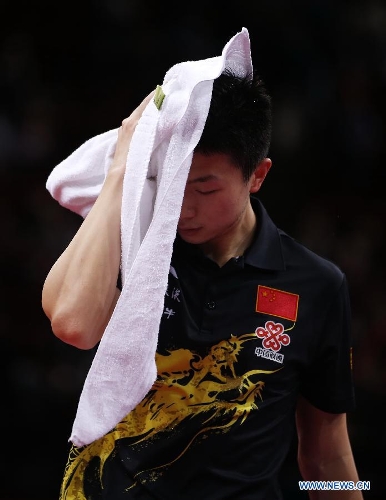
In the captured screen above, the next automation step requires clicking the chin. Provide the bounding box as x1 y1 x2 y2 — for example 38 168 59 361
178 228 207 244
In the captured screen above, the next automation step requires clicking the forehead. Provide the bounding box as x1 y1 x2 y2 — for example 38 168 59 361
188 152 242 183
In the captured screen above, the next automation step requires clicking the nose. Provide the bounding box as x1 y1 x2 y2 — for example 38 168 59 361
179 194 196 221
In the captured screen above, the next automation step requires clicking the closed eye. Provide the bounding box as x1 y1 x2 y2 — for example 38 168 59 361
197 190 218 195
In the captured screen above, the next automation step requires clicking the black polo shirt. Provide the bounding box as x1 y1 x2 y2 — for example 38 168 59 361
62 196 355 500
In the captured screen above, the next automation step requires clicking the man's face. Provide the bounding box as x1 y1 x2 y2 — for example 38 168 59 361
177 152 256 248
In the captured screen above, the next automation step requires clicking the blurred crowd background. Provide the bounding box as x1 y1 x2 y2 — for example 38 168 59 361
1 0 385 499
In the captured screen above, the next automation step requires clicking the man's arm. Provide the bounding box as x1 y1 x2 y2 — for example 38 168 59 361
296 395 363 500
42 91 154 350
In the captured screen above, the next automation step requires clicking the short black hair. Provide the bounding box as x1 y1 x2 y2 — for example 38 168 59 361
195 69 272 182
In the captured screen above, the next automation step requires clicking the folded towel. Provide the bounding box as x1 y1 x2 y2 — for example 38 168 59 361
46 27 253 447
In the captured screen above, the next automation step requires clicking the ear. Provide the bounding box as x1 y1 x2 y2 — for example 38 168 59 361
249 158 272 193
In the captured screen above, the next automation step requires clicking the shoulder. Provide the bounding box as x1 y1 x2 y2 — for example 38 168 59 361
279 229 345 290
250 197 345 291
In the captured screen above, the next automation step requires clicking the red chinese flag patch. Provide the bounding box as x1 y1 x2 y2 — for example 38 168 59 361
256 286 299 322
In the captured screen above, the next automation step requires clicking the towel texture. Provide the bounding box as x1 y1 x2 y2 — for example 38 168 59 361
46 27 253 447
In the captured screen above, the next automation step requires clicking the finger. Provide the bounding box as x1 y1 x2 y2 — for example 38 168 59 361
123 89 156 125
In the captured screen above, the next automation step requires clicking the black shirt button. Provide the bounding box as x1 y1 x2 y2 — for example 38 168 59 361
207 301 216 310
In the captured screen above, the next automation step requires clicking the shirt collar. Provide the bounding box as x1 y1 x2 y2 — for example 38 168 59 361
174 196 286 272
244 196 286 271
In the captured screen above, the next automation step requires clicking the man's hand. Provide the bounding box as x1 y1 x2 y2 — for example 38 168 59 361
109 90 155 176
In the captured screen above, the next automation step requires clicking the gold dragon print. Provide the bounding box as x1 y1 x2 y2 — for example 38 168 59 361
61 333 279 498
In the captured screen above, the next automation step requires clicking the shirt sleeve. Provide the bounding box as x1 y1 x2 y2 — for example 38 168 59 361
300 274 356 413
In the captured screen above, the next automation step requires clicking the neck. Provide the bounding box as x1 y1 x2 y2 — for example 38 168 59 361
200 202 257 267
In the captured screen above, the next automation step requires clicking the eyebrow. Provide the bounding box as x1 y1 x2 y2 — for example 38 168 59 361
187 174 219 184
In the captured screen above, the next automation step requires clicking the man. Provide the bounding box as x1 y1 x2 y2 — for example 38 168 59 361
42 70 362 499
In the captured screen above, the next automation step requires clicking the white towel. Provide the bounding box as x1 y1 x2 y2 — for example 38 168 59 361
46 27 253 447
